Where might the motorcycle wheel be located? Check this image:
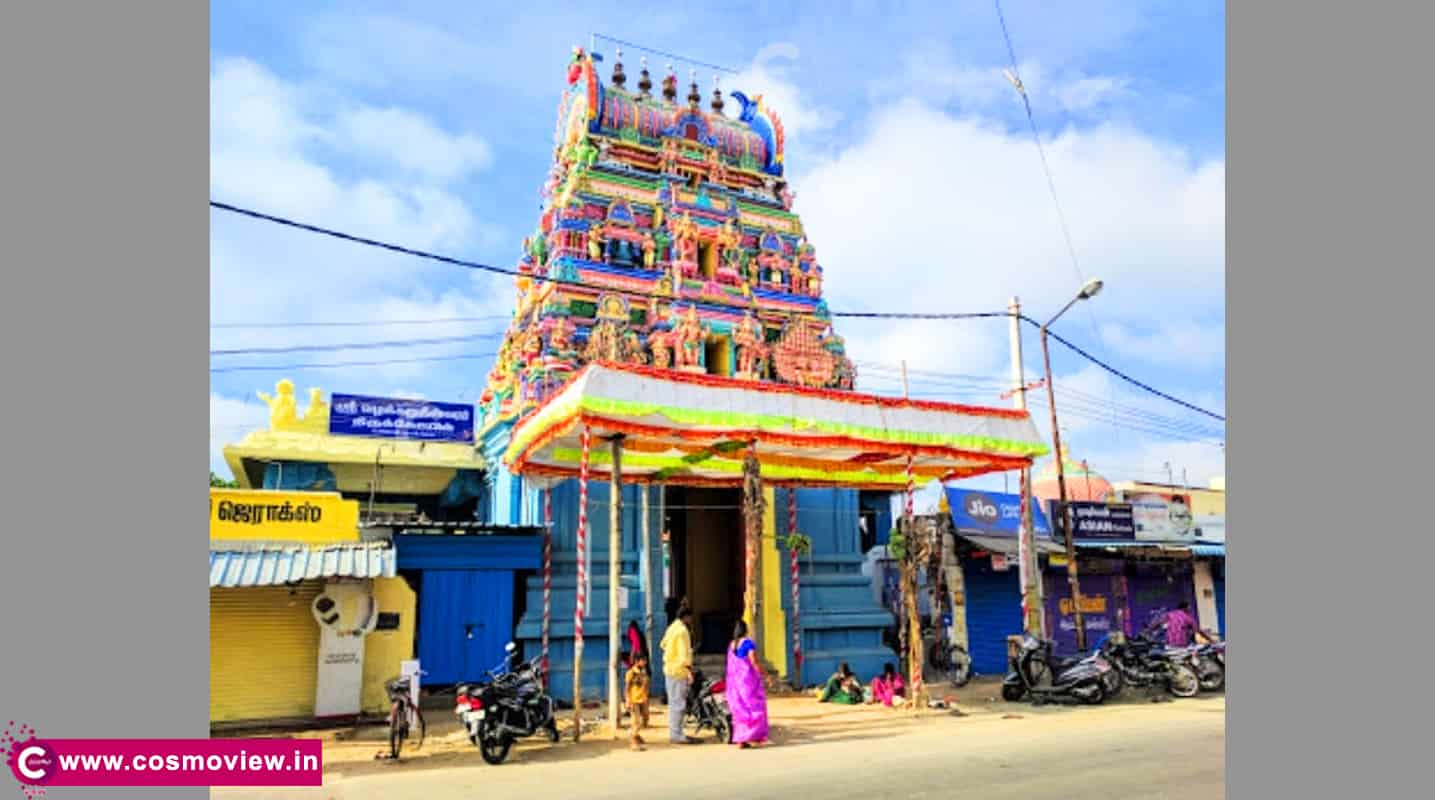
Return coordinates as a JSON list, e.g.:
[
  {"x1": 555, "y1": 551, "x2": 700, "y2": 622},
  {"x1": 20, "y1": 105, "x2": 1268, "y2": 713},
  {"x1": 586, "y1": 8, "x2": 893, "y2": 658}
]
[
  {"x1": 477, "y1": 721, "x2": 512, "y2": 765},
  {"x1": 1001, "y1": 682, "x2": 1026, "y2": 702},
  {"x1": 1197, "y1": 658, "x2": 1225, "y2": 692},
  {"x1": 545, "y1": 720, "x2": 560, "y2": 743},
  {"x1": 1074, "y1": 680, "x2": 1107, "y2": 706},
  {"x1": 714, "y1": 713, "x2": 732, "y2": 744},
  {"x1": 1102, "y1": 668, "x2": 1126, "y2": 699},
  {"x1": 1167, "y1": 664, "x2": 1200, "y2": 698}
]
